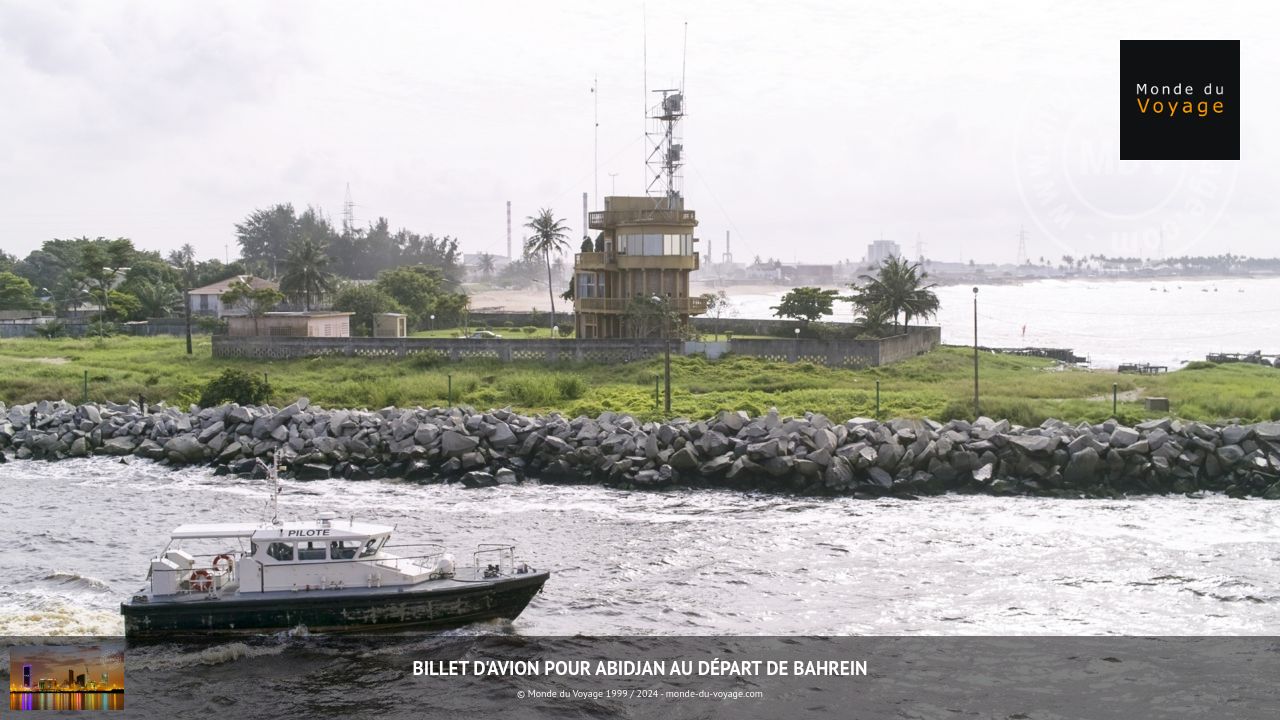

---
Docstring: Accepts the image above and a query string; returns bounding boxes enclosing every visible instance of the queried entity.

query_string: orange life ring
[213,554,234,572]
[190,569,213,593]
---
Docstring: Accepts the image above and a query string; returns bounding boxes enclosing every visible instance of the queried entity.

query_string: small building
[227,311,353,338]
[374,312,408,338]
[189,275,278,317]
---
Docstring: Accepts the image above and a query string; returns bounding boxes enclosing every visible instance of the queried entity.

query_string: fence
[212,326,941,367]
[0,320,195,338]
[213,336,674,363]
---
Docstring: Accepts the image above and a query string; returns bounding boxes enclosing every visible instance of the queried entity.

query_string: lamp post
[972,286,980,419]
[429,314,435,332]
[794,326,801,361]
[652,295,671,415]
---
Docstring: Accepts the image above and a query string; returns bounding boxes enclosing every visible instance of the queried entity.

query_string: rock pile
[3,399,1280,499]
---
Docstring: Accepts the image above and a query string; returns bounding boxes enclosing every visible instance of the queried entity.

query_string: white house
[188,275,277,317]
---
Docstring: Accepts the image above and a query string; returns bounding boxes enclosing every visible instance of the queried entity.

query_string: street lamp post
[794,326,800,361]
[972,286,979,419]
[430,314,435,332]
[652,295,671,415]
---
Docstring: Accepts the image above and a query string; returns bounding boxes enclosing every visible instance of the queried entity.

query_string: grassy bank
[0,336,1277,425]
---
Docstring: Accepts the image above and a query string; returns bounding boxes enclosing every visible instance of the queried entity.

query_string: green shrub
[555,375,587,400]
[194,316,227,334]
[199,368,272,407]
[31,321,66,339]
[522,326,538,335]
[85,320,119,338]
[1183,361,1216,370]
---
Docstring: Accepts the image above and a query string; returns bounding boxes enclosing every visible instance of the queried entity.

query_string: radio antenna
[681,21,688,93]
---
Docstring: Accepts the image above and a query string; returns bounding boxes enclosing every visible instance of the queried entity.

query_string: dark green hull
[121,572,548,639]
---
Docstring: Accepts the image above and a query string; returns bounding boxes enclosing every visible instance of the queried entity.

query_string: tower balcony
[574,253,700,271]
[575,295,709,315]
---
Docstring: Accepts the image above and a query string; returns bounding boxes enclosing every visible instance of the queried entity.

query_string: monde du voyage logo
[1120,40,1239,160]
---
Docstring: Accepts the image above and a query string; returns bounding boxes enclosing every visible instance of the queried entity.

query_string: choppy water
[3,458,1280,637]
[728,276,1280,368]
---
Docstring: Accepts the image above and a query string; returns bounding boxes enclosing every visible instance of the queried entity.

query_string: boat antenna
[270,449,283,526]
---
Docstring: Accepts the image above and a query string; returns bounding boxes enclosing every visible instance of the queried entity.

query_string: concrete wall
[212,327,941,368]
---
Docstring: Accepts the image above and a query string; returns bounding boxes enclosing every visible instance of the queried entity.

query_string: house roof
[189,275,277,295]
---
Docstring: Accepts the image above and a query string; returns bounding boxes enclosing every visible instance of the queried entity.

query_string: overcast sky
[1,1,1276,265]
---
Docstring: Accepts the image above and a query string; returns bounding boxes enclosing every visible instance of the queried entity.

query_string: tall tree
[0,272,38,310]
[374,265,466,329]
[771,287,839,326]
[167,243,196,268]
[478,252,496,278]
[332,283,403,336]
[700,290,732,340]
[523,208,571,332]
[279,236,335,310]
[0,250,15,273]
[78,238,136,336]
[235,204,297,278]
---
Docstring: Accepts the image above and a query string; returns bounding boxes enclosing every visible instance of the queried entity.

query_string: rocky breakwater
[3,399,1280,499]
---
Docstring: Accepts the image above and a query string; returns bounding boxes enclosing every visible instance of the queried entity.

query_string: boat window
[298,541,326,562]
[330,540,361,560]
[359,537,382,558]
[266,542,294,562]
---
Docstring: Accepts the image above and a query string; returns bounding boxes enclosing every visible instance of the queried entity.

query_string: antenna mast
[593,76,599,210]
[342,184,356,234]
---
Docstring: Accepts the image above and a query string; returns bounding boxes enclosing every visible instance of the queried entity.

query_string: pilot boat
[120,460,548,638]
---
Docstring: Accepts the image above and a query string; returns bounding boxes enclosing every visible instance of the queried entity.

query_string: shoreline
[4,399,1279,500]
[467,273,1280,312]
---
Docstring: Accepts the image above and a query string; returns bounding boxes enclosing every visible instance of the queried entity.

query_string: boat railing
[473,544,518,577]
[259,550,453,592]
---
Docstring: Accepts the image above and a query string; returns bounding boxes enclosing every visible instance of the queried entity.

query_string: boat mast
[269,449,283,525]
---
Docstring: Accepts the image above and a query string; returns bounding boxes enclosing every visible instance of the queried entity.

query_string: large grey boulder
[441,430,479,457]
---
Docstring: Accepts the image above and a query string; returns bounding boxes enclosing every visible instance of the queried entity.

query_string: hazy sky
[2,1,1276,265]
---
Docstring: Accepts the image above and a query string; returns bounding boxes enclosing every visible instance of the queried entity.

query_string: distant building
[22,664,31,688]
[782,264,835,285]
[227,311,353,338]
[744,259,783,282]
[865,239,901,268]
[571,195,707,338]
[188,275,278,317]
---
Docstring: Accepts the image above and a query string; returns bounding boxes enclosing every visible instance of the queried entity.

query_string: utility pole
[653,295,671,415]
[506,201,512,259]
[184,290,192,355]
[972,287,980,418]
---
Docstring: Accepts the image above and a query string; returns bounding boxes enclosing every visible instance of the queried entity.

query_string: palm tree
[132,280,182,318]
[167,244,196,268]
[847,256,939,332]
[523,208,571,331]
[478,252,496,278]
[279,236,335,310]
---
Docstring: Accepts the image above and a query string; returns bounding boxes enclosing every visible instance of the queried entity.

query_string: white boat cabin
[148,511,452,597]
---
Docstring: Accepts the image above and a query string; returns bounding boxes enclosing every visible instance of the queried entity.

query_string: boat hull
[121,572,548,639]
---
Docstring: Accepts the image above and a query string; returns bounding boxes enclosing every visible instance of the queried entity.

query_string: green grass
[0,336,1277,425]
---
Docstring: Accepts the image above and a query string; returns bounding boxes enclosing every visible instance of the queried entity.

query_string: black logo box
[1120,39,1239,160]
